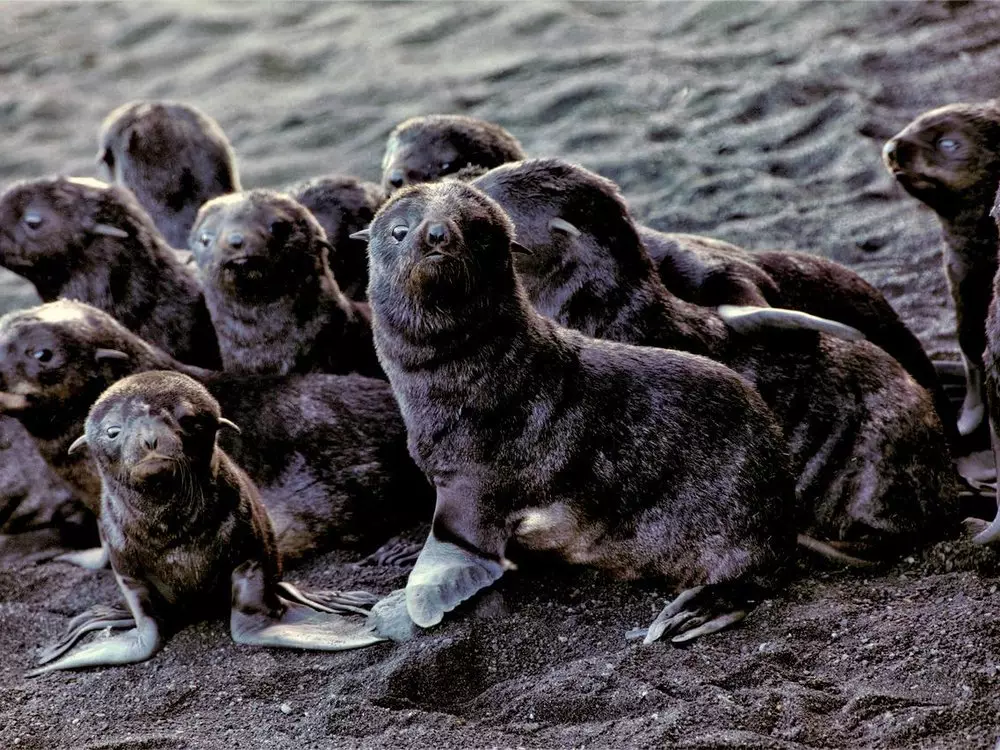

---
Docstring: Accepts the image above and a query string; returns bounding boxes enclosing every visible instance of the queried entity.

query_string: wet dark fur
[0,177,221,369]
[86,372,280,623]
[285,175,386,301]
[474,159,958,554]
[97,100,241,249]
[884,101,1000,403]
[984,189,1000,459]
[190,189,383,378]
[367,180,797,596]
[381,114,526,193]
[0,300,429,564]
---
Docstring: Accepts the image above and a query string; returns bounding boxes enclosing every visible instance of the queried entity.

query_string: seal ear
[95,348,130,363]
[349,228,371,243]
[548,217,581,238]
[510,242,532,256]
[218,417,241,435]
[67,434,88,456]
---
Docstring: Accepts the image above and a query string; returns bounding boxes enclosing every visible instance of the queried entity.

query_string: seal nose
[388,170,405,189]
[227,231,245,250]
[426,223,449,246]
[143,433,158,451]
[882,139,898,167]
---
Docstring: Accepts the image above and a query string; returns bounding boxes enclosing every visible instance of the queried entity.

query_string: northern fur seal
[0,176,221,369]
[97,100,240,249]
[473,158,959,560]
[285,176,386,301]
[28,371,384,676]
[190,189,383,378]
[355,179,798,643]
[381,114,526,193]
[0,300,430,566]
[883,100,1000,437]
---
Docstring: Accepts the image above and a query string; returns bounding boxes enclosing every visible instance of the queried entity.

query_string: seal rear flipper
[405,531,506,629]
[36,603,134,666]
[53,543,110,570]
[275,581,379,617]
[717,304,865,342]
[356,537,423,567]
[625,583,753,645]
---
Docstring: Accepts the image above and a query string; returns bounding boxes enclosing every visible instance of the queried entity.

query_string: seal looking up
[356,179,797,643]
[27,371,385,676]
[0,176,221,369]
[473,158,959,561]
[97,100,240,249]
[883,100,1000,437]
[189,189,383,378]
[381,114,526,193]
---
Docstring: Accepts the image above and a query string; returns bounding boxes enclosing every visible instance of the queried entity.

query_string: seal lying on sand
[27,371,385,676]
[0,300,430,567]
[285,176,385,301]
[473,159,959,561]
[190,190,383,378]
[883,100,1000,437]
[97,100,240,249]
[381,114,526,193]
[354,179,798,643]
[0,176,221,369]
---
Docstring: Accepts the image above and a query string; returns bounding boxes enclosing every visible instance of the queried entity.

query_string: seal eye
[391,225,409,242]
[439,162,452,173]
[23,211,43,230]
[198,231,213,247]
[106,426,121,440]
[937,137,960,153]
[31,348,53,363]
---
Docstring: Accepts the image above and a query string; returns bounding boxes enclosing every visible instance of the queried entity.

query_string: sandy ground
[3,2,1000,748]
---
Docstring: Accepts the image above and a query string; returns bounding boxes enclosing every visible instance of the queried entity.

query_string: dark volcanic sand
[3,2,1000,748]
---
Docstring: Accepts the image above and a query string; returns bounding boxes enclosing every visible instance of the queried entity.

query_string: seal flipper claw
[275,581,379,617]
[642,584,748,645]
[404,532,505,629]
[357,538,422,567]
[671,610,747,643]
[37,604,133,665]
[717,304,864,342]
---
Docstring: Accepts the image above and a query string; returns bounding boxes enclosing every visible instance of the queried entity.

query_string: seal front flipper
[230,561,386,651]
[36,603,134,666]
[717,304,865,342]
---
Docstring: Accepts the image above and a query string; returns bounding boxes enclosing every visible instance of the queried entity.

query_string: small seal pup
[285,176,386,301]
[0,176,221,369]
[189,189,383,378]
[381,114,526,193]
[0,300,430,566]
[883,100,1000,437]
[27,371,385,676]
[356,179,798,643]
[473,159,959,560]
[97,100,240,249]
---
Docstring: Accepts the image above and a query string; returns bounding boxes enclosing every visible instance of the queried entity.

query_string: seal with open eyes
[0,176,221,369]
[27,370,386,676]
[883,100,1000,438]
[97,100,241,250]
[381,114,526,193]
[0,299,430,567]
[353,179,798,644]
[285,176,386,301]
[472,158,959,561]
[189,189,383,378]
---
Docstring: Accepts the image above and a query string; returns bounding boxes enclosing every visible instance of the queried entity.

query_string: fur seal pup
[473,159,959,560]
[285,176,386,301]
[0,176,221,369]
[97,100,240,249]
[355,179,798,643]
[0,300,430,566]
[189,189,383,378]
[381,114,526,193]
[27,371,384,676]
[883,100,1000,437]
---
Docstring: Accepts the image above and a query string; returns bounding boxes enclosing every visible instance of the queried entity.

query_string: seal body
[475,159,958,557]
[381,114,526,193]
[0,300,428,564]
[884,101,1000,437]
[285,176,385,301]
[97,100,240,249]
[0,176,221,369]
[190,189,383,378]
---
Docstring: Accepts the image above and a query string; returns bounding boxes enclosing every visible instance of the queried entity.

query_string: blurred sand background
[3,2,1000,748]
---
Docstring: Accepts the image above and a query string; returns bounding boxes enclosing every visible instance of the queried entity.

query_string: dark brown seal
[285,176,386,301]
[27,371,385,676]
[359,179,798,644]
[189,189,383,378]
[883,100,1000,437]
[0,176,221,369]
[0,300,430,566]
[97,100,241,249]
[473,158,959,560]
[381,114,526,193]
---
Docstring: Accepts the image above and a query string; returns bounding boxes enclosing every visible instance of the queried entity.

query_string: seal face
[97,100,240,249]
[380,114,526,193]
